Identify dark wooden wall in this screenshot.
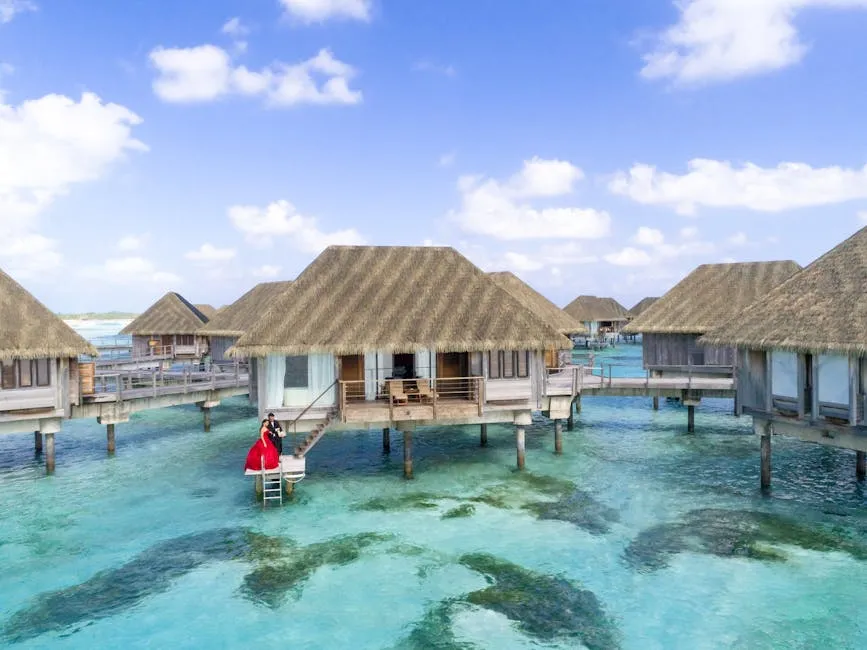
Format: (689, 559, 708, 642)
(642, 333, 734, 367)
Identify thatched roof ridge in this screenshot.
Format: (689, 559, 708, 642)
(232, 246, 572, 356)
(563, 295, 630, 323)
(700, 227, 867, 353)
(629, 296, 659, 318)
(121, 292, 209, 336)
(194, 304, 218, 319)
(199, 281, 293, 337)
(624, 261, 801, 335)
(0, 268, 97, 360)
(488, 272, 588, 336)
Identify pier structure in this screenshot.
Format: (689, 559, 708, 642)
(701, 226, 867, 488)
(120, 293, 211, 366)
(563, 295, 631, 345)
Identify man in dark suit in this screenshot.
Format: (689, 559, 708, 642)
(266, 412, 285, 455)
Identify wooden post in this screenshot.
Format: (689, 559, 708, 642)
(480, 423, 488, 447)
(106, 423, 116, 455)
(45, 432, 55, 474)
(284, 479, 294, 497)
(403, 430, 413, 480)
(857, 451, 866, 481)
(760, 424, 771, 490)
(554, 419, 563, 455)
(203, 407, 211, 432)
(653, 396, 659, 411)
(575, 394, 582, 414)
(34, 431, 42, 454)
(687, 405, 695, 433)
(567, 408, 574, 431)
(516, 426, 526, 470)
(254, 475, 263, 498)
(382, 427, 391, 454)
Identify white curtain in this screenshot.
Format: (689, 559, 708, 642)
(771, 351, 798, 398)
(364, 351, 378, 401)
(415, 349, 435, 379)
(265, 355, 285, 408)
(818, 354, 850, 405)
(308, 353, 336, 406)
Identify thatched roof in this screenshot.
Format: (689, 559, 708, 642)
(199, 281, 293, 337)
(194, 304, 218, 319)
(0, 268, 97, 360)
(488, 272, 588, 336)
(629, 296, 659, 318)
(624, 261, 801, 335)
(232, 246, 572, 356)
(121, 292, 209, 336)
(563, 296, 630, 323)
(701, 227, 867, 353)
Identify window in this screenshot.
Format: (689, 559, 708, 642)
(0, 359, 49, 389)
(488, 351, 530, 379)
(35, 359, 50, 387)
(177, 335, 195, 346)
(1, 361, 15, 389)
(18, 360, 32, 388)
(284, 355, 309, 388)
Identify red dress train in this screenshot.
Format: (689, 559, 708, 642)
(244, 435, 280, 471)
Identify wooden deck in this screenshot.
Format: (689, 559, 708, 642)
(545, 366, 734, 397)
(82, 367, 249, 404)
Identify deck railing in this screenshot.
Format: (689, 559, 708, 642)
(338, 376, 484, 422)
(84, 361, 248, 400)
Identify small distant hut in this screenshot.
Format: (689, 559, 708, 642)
(563, 296, 631, 340)
(624, 261, 801, 378)
(489, 271, 586, 368)
(194, 304, 219, 320)
(629, 297, 659, 319)
(0, 267, 96, 455)
(121, 292, 210, 361)
(700, 227, 867, 485)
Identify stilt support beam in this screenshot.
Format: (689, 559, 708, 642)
(480, 424, 488, 447)
(203, 407, 211, 433)
(516, 426, 526, 470)
(760, 426, 771, 491)
(106, 423, 116, 455)
(567, 407, 575, 431)
(857, 451, 866, 481)
(687, 405, 695, 433)
(575, 395, 582, 414)
(34, 431, 42, 454)
(382, 427, 391, 454)
(554, 419, 563, 455)
(45, 432, 55, 475)
(653, 396, 659, 411)
(403, 430, 413, 480)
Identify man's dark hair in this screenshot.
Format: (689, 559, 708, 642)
(267, 412, 275, 417)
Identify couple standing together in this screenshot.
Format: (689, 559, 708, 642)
(244, 412, 286, 472)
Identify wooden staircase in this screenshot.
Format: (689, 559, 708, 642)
(293, 410, 335, 458)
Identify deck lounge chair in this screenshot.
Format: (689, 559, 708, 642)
(416, 379, 438, 403)
(388, 379, 409, 405)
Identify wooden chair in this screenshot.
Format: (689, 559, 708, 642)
(388, 379, 409, 405)
(416, 378, 438, 403)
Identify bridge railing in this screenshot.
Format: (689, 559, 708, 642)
(86, 362, 249, 400)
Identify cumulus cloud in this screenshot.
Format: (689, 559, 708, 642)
(0, 233, 61, 279)
(641, 0, 867, 85)
(858, 210, 867, 224)
(414, 60, 457, 77)
(221, 17, 249, 37)
(438, 152, 456, 168)
(728, 231, 749, 246)
(150, 45, 362, 107)
(450, 157, 611, 241)
(632, 226, 665, 246)
(0, 0, 35, 24)
(117, 234, 149, 251)
(609, 159, 867, 215)
(185, 243, 237, 262)
(229, 199, 365, 253)
(252, 264, 282, 278)
(279, 0, 371, 23)
(604, 247, 654, 267)
(79, 256, 180, 286)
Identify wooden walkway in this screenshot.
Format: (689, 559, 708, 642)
(84, 366, 249, 404)
(545, 366, 734, 398)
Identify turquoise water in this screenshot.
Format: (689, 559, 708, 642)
(2, 343, 867, 648)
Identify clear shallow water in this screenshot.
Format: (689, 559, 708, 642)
(1, 341, 866, 649)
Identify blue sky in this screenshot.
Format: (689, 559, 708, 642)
(2, 0, 867, 313)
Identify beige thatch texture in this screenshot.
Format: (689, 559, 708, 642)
(701, 227, 867, 353)
(194, 304, 218, 319)
(488, 272, 588, 336)
(0, 268, 97, 360)
(199, 281, 293, 337)
(624, 260, 801, 335)
(121, 292, 209, 336)
(231, 246, 572, 357)
(563, 296, 631, 323)
(629, 296, 659, 318)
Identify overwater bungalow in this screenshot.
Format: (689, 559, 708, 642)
(194, 304, 219, 320)
(0, 268, 97, 471)
(628, 296, 659, 319)
(700, 227, 867, 487)
(488, 271, 586, 368)
(563, 295, 631, 340)
(120, 292, 210, 363)
(624, 262, 801, 380)
(231, 246, 572, 476)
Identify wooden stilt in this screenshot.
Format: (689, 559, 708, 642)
(733, 392, 740, 417)
(687, 405, 695, 433)
(567, 402, 575, 431)
(516, 426, 525, 470)
(254, 475, 264, 498)
(480, 424, 488, 447)
(652, 396, 659, 411)
(382, 427, 391, 454)
(554, 419, 563, 455)
(106, 423, 116, 455)
(760, 427, 771, 490)
(857, 451, 866, 481)
(203, 407, 211, 433)
(34, 431, 42, 454)
(403, 430, 413, 479)
(575, 395, 582, 414)
(45, 432, 55, 475)
(284, 479, 295, 497)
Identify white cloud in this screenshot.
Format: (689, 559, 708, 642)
(117, 234, 149, 251)
(0, 0, 35, 24)
(604, 247, 654, 267)
(680, 226, 699, 239)
(414, 61, 457, 77)
(502, 252, 544, 272)
(185, 243, 237, 262)
(438, 152, 456, 168)
(150, 46, 362, 107)
(79, 256, 180, 286)
(221, 17, 249, 37)
(450, 157, 610, 241)
(633, 226, 665, 246)
(641, 0, 867, 85)
(279, 0, 371, 23)
(0, 233, 61, 279)
(858, 210, 867, 224)
(229, 199, 365, 253)
(253, 264, 282, 278)
(728, 231, 749, 246)
(609, 159, 867, 215)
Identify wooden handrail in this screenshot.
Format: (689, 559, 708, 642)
(290, 379, 339, 433)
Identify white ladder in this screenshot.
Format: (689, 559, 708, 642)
(260, 460, 283, 506)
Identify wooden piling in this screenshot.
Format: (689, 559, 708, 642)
(106, 423, 116, 455)
(687, 405, 695, 433)
(567, 401, 575, 431)
(516, 426, 526, 470)
(857, 451, 866, 481)
(45, 432, 55, 475)
(254, 475, 263, 498)
(575, 395, 582, 414)
(760, 427, 771, 490)
(382, 427, 391, 454)
(34, 431, 42, 454)
(403, 430, 413, 480)
(203, 407, 211, 433)
(554, 419, 563, 455)
(480, 424, 488, 447)
(284, 479, 295, 497)
(652, 396, 659, 411)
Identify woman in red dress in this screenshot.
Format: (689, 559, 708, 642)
(244, 419, 280, 471)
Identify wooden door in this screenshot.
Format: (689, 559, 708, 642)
(544, 349, 557, 369)
(340, 355, 365, 400)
